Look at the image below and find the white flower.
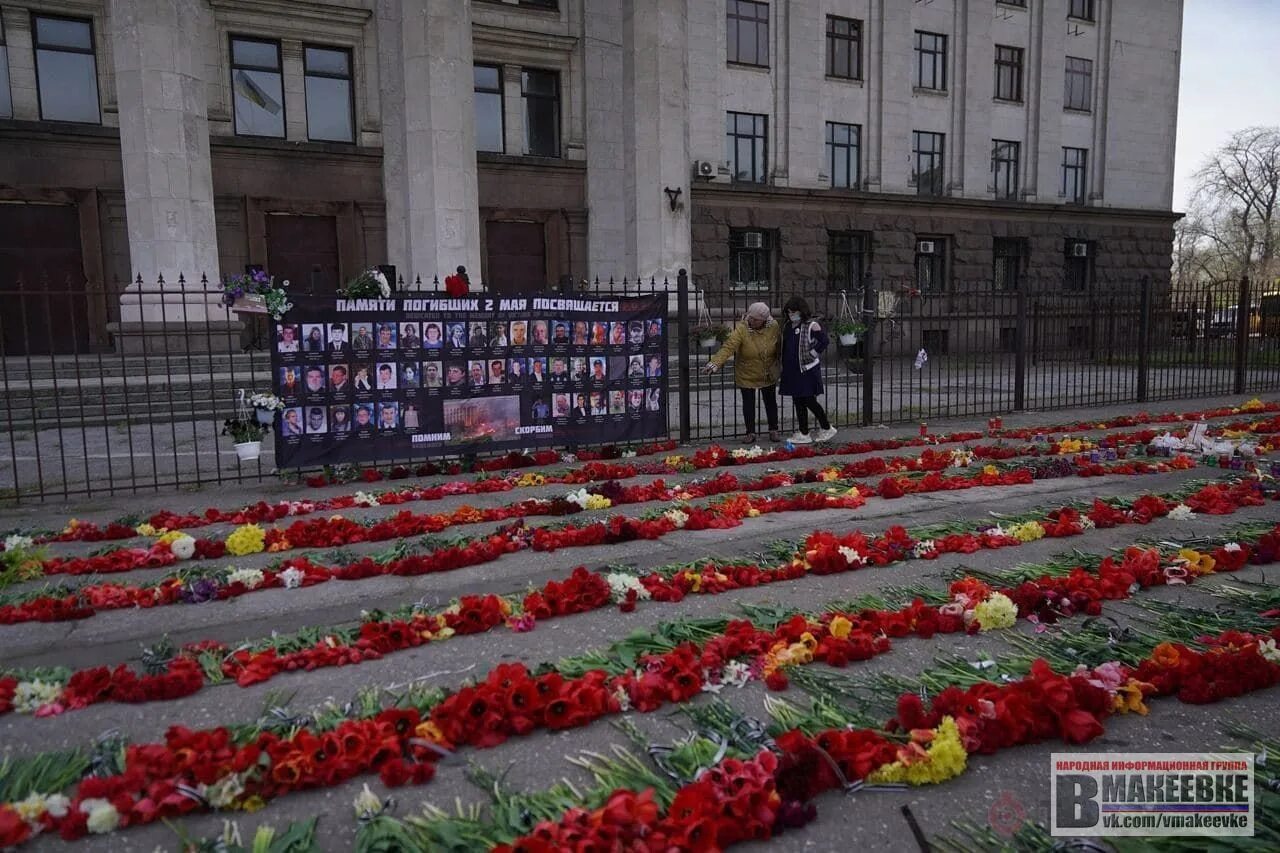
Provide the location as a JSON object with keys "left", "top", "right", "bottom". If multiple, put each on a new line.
{"left": 14, "top": 791, "right": 69, "bottom": 825}
{"left": 731, "top": 446, "right": 765, "bottom": 460}
{"left": 13, "top": 680, "right": 62, "bottom": 714}
{"left": 605, "top": 572, "right": 650, "bottom": 603}
{"left": 838, "top": 546, "right": 864, "bottom": 566}
{"left": 353, "top": 490, "right": 380, "bottom": 508}
{"left": 80, "top": 798, "right": 120, "bottom": 834}
{"left": 721, "top": 660, "right": 753, "bottom": 688}
{"left": 564, "top": 488, "right": 591, "bottom": 509}
{"left": 612, "top": 684, "right": 632, "bottom": 712}
{"left": 200, "top": 773, "right": 246, "bottom": 809}
{"left": 1223, "top": 542, "right": 1242, "bottom": 552}
{"left": 279, "top": 567, "right": 305, "bottom": 589}
{"left": 1259, "top": 639, "right": 1280, "bottom": 665}
{"left": 664, "top": 508, "right": 689, "bottom": 529}
{"left": 169, "top": 535, "right": 196, "bottom": 561}
{"left": 949, "top": 449, "right": 973, "bottom": 468}
{"left": 1168, "top": 504, "right": 1195, "bottom": 521}
{"left": 700, "top": 670, "right": 725, "bottom": 694}
{"left": 1080, "top": 516, "right": 1096, "bottom": 530}
{"left": 226, "top": 567, "right": 266, "bottom": 589}
{"left": 622, "top": 450, "right": 637, "bottom": 458}
{"left": 912, "top": 540, "right": 936, "bottom": 559}
{"left": 3, "top": 533, "right": 34, "bottom": 552}
{"left": 353, "top": 784, "right": 385, "bottom": 821}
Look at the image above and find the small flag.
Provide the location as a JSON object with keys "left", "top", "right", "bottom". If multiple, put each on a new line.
{"left": 234, "top": 70, "right": 281, "bottom": 115}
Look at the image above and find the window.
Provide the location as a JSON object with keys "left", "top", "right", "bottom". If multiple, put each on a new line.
{"left": 522, "top": 68, "right": 560, "bottom": 156}
{"left": 997, "top": 0, "right": 1027, "bottom": 6}
{"left": 994, "top": 46, "right": 1023, "bottom": 102}
{"left": 0, "top": 16, "right": 10, "bottom": 118}
{"left": 727, "top": 0, "right": 769, "bottom": 68}
{"left": 231, "top": 36, "right": 284, "bottom": 137}
{"left": 994, "top": 238, "right": 1025, "bottom": 291}
{"left": 1068, "top": 0, "right": 1095, "bottom": 21}
{"left": 828, "top": 232, "right": 869, "bottom": 292}
{"left": 32, "top": 15, "right": 100, "bottom": 123}
{"left": 303, "top": 46, "right": 353, "bottom": 143}
{"left": 991, "top": 140, "right": 1020, "bottom": 200}
{"left": 826, "top": 16, "right": 862, "bottom": 80}
{"left": 1061, "top": 147, "right": 1088, "bottom": 204}
{"left": 826, "top": 122, "right": 861, "bottom": 189}
{"left": 915, "top": 238, "right": 948, "bottom": 293}
{"left": 914, "top": 31, "right": 947, "bottom": 91}
{"left": 1065, "top": 241, "right": 1092, "bottom": 291}
{"left": 726, "top": 112, "right": 768, "bottom": 183}
{"left": 1064, "top": 57, "right": 1093, "bottom": 112}
{"left": 729, "top": 229, "right": 774, "bottom": 290}
{"left": 474, "top": 64, "right": 504, "bottom": 153}
{"left": 912, "top": 131, "right": 945, "bottom": 196}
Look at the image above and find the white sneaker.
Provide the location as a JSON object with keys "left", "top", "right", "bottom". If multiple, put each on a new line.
{"left": 788, "top": 431, "right": 814, "bottom": 445}
{"left": 815, "top": 426, "right": 838, "bottom": 443}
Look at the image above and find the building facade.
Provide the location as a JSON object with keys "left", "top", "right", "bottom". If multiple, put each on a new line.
{"left": 0, "top": 0, "right": 1182, "bottom": 350}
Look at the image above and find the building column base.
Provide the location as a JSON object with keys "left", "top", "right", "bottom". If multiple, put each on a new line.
{"left": 106, "top": 319, "right": 246, "bottom": 355}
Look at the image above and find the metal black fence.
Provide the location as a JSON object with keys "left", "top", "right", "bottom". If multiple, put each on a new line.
{"left": 0, "top": 271, "right": 1277, "bottom": 503}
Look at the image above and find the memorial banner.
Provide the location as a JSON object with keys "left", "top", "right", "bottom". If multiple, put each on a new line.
{"left": 270, "top": 292, "right": 669, "bottom": 467}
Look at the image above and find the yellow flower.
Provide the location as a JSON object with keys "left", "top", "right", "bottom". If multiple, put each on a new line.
{"left": 819, "top": 469, "right": 841, "bottom": 482}
{"left": 982, "top": 465, "right": 999, "bottom": 477}
{"left": 1239, "top": 398, "right": 1265, "bottom": 413}
{"left": 584, "top": 494, "right": 613, "bottom": 510}
{"left": 156, "top": 530, "right": 184, "bottom": 545}
{"left": 664, "top": 455, "right": 685, "bottom": 467}
{"left": 1007, "top": 521, "right": 1045, "bottom": 543}
{"left": 135, "top": 523, "right": 159, "bottom": 537}
{"left": 1177, "top": 548, "right": 1216, "bottom": 576}
{"left": 683, "top": 571, "right": 703, "bottom": 592}
{"left": 1112, "top": 679, "right": 1152, "bottom": 715}
{"left": 972, "top": 592, "right": 1018, "bottom": 631}
{"left": 829, "top": 615, "right": 853, "bottom": 640}
{"left": 435, "top": 626, "right": 455, "bottom": 640}
{"left": 498, "top": 598, "right": 513, "bottom": 615}
{"left": 868, "top": 717, "right": 968, "bottom": 785}
{"left": 414, "top": 720, "right": 446, "bottom": 743}
{"left": 225, "top": 524, "right": 266, "bottom": 556}
{"left": 747, "top": 508, "right": 761, "bottom": 517}
{"left": 516, "top": 472, "right": 546, "bottom": 487}
{"left": 238, "top": 795, "right": 266, "bottom": 813}
{"left": 799, "top": 632, "right": 818, "bottom": 652}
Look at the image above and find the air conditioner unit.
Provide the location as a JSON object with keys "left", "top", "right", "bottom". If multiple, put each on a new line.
{"left": 1071, "top": 242, "right": 1089, "bottom": 258}
{"left": 743, "top": 232, "right": 764, "bottom": 249}
{"left": 917, "top": 240, "right": 936, "bottom": 255}
{"left": 695, "top": 160, "right": 716, "bottom": 179}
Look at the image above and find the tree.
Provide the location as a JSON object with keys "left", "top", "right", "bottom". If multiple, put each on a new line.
{"left": 1189, "top": 127, "right": 1280, "bottom": 288}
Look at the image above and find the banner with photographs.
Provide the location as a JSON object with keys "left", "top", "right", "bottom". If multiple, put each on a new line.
{"left": 270, "top": 293, "right": 669, "bottom": 467}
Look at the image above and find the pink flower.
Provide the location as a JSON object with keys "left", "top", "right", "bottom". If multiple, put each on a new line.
{"left": 507, "top": 614, "right": 537, "bottom": 633}
{"left": 35, "top": 702, "right": 66, "bottom": 717}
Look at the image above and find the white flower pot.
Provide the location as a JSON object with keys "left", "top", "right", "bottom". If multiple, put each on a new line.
{"left": 700, "top": 336, "right": 719, "bottom": 349}
{"left": 839, "top": 332, "right": 861, "bottom": 346}
{"left": 234, "top": 441, "right": 262, "bottom": 462}
{"left": 254, "top": 408, "right": 275, "bottom": 425}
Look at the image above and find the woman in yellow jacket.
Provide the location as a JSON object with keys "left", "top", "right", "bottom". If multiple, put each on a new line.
{"left": 702, "top": 302, "right": 782, "bottom": 443}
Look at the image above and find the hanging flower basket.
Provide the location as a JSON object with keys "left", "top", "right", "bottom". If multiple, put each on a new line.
{"left": 254, "top": 408, "right": 276, "bottom": 426}
{"left": 231, "top": 293, "right": 268, "bottom": 315}
{"left": 234, "top": 441, "right": 262, "bottom": 462}
{"left": 838, "top": 331, "right": 861, "bottom": 346}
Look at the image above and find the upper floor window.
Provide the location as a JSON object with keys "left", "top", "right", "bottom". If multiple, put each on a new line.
{"left": 726, "top": 111, "right": 768, "bottom": 183}
{"left": 994, "top": 45, "right": 1023, "bottom": 102}
{"left": 304, "top": 46, "right": 353, "bottom": 143}
{"left": 828, "top": 231, "right": 869, "bottom": 292}
{"left": 231, "top": 36, "right": 284, "bottom": 137}
{"left": 522, "top": 68, "right": 559, "bottom": 156}
{"left": 1064, "top": 57, "right": 1093, "bottom": 112}
{"left": 826, "top": 122, "right": 861, "bottom": 189}
{"left": 474, "top": 64, "right": 504, "bottom": 153}
{"left": 727, "top": 0, "right": 769, "bottom": 68}
{"left": 32, "top": 14, "right": 100, "bottom": 123}
{"left": 0, "top": 16, "right": 11, "bottom": 118}
{"left": 912, "top": 131, "right": 945, "bottom": 196}
{"left": 992, "top": 140, "right": 1020, "bottom": 200}
{"left": 826, "top": 16, "right": 862, "bottom": 80}
{"left": 914, "top": 31, "right": 947, "bottom": 91}
{"left": 1068, "top": 0, "right": 1096, "bottom": 21}
{"left": 1062, "top": 147, "right": 1088, "bottom": 204}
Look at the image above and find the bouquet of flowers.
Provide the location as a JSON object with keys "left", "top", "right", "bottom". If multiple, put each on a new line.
{"left": 248, "top": 392, "right": 285, "bottom": 425}
{"left": 342, "top": 268, "right": 392, "bottom": 299}
{"left": 222, "top": 269, "right": 293, "bottom": 320}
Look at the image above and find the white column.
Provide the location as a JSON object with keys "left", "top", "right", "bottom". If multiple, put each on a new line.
{"left": 109, "top": 0, "right": 221, "bottom": 321}
{"left": 584, "top": 0, "right": 627, "bottom": 279}
{"left": 377, "top": 0, "right": 481, "bottom": 285}
{"left": 501, "top": 64, "right": 525, "bottom": 156}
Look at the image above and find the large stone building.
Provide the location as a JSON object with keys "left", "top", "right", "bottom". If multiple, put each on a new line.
{"left": 0, "top": 0, "right": 1182, "bottom": 350}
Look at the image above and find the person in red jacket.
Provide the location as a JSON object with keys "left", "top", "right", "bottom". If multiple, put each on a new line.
{"left": 445, "top": 265, "right": 470, "bottom": 297}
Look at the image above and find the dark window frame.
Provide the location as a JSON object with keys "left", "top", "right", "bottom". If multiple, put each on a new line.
{"left": 31, "top": 12, "right": 101, "bottom": 125}
{"left": 826, "top": 15, "right": 863, "bottom": 80}
{"left": 828, "top": 231, "right": 870, "bottom": 292}
{"left": 912, "top": 130, "right": 946, "bottom": 196}
{"left": 302, "top": 44, "right": 354, "bottom": 143}
{"left": 230, "top": 34, "right": 285, "bottom": 138}
{"left": 915, "top": 236, "right": 949, "bottom": 295}
{"left": 994, "top": 45, "right": 1024, "bottom": 102}
{"left": 994, "top": 237, "right": 1026, "bottom": 292}
{"left": 1061, "top": 146, "right": 1088, "bottom": 204}
{"left": 521, "top": 67, "right": 561, "bottom": 157}
{"left": 997, "top": 0, "right": 1027, "bottom": 6}
{"left": 729, "top": 228, "right": 776, "bottom": 291}
{"left": 1068, "top": 0, "right": 1096, "bottom": 22}
{"left": 727, "top": 0, "right": 770, "bottom": 68}
{"left": 473, "top": 62, "right": 505, "bottom": 153}
{"left": 1064, "top": 56, "right": 1093, "bottom": 112}
{"left": 726, "top": 111, "right": 769, "bottom": 184}
{"left": 1064, "top": 240, "right": 1094, "bottom": 292}
{"left": 826, "top": 121, "right": 861, "bottom": 189}
{"left": 914, "top": 31, "right": 948, "bottom": 91}
{"left": 992, "top": 139, "right": 1020, "bottom": 200}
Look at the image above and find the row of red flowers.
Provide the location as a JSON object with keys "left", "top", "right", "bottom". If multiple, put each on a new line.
{"left": 2, "top": 520, "right": 1276, "bottom": 847}
{"left": 36, "top": 401, "right": 1279, "bottom": 546}
{"left": 494, "top": 622, "right": 1280, "bottom": 852}
{"left": 0, "top": 453, "right": 1199, "bottom": 626}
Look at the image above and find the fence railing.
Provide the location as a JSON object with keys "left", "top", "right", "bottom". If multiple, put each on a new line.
{"left": 0, "top": 271, "right": 1276, "bottom": 503}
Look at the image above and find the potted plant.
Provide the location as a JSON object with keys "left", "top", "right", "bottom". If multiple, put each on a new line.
{"left": 833, "top": 319, "right": 866, "bottom": 346}
{"left": 222, "top": 270, "right": 293, "bottom": 320}
{"left": 248, "top": 392, "right": 285, "bottom": 425}
{"left": 692, "top": 324, "right": 730, "bottom": 350}
{"left": 341, "top": 268, "right": 392, "bottom": 298}
{"left": 224, "top": 391, "right": 268, "bottom": 462}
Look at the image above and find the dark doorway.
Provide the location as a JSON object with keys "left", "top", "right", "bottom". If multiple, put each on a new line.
{"left": 265, "top": 214, "right": 340, "bottom": 295}
{"left": 0, "top": 203, "right": 88, "bottom": 355}
{"left": 485, "top": 220, "right": 546, "bottom": 294}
